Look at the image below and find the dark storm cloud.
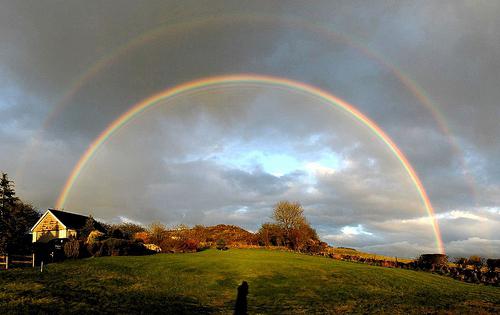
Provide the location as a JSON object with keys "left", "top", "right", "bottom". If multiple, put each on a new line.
{"left": 0, "top": 1, "right": 498, "bottom": 257}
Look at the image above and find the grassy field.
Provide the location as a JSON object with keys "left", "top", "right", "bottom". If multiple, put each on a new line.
{"left": 1, "top": 249, "right": 498, "bottom": 314}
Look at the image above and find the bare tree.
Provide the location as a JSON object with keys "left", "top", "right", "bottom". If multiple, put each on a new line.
{"left": 272, "top": 201, "right": 318, "bottom": 249}
{"left": 272, "top": 201, "right": 306, "bottom": 231}
{"left": 148, "top": 221, "right": 167, "bottom": 246}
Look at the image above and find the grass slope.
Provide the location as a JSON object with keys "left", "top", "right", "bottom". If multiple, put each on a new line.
{"left": 1, "top": 249, "right": 498, "bottom": 314}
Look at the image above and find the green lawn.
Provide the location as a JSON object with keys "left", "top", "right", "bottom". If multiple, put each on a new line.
{"left": 1, "top": 249, "right": 499, "bottom": 314}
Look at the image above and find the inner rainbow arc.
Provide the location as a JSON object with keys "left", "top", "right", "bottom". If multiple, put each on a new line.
{"left": 55, "top": 73, "right": 445, "bottom": 254}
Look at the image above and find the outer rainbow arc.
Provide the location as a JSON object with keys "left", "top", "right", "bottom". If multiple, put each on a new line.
{"left": 55, "top": 74, "right": 445, "bottom": 254}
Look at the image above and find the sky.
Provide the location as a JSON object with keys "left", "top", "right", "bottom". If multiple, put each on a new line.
{"left": 0, "top": 1, "right": 498, "bottom": 258}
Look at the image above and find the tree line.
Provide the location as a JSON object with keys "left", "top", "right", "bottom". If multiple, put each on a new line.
{"left": 67, "top": 200, "right": 326, "bottom": 256}
{"left": 0, "top": 172, "right": 326, "bottom": 259}
{"left": 0, "top": 172, "right": 326, "bottom": 258}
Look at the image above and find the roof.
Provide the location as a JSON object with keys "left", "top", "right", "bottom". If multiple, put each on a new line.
{"left": 31, "top": 209, "right": 95, "bottom": 232}
{"left": 48, "top": 209, "right": 90, "bottom": 230}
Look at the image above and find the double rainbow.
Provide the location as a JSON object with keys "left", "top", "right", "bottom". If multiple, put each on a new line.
{"left": 16, "top": 14, "right": 476, "bottom": 207}
{"left": 55, "top": 74, "right": 445, "bottom": 254}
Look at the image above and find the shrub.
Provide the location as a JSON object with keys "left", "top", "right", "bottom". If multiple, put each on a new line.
{"left": 110, "top": 228, "right": 125, "bottom": 239}
{"left": 143, "top": 243, "right": 162, "bottom": 252}
{"left": 89, "top": 238, "right": 152, "bottom": 257}
{"left": 418, "top": 254, "right": 448, "bottom": 270}
{"left": 98, "top": 238, "right": 124, "bottom": 256}
{"left": 455, "top": 257, "right": 468, "bottom": 268}
{"left": 159, "top": 237, "right": 181, "bottom": 253}
{"left": 216, "top": 239, "right": 228, "bottom": 250}
{"left": 198, "top": 241, "right": 210, "bottom": 251}
{"left": 87, "top": 241, "right": 101, "bottom": 257}
{"left": 133, "top": 231, "right": 150, "bottom": 243}
{"left": 64, "top": 239, "right": 82, "bottom": 259}
{"left": 156, "top": 236, "right": 209, "bottom": 253}
{"left": 95, "top": 240, "right": 110, "bottom": 257}
{"left": 303, "top": 240, "right": 329, "bottom": 254}
{"left": 468, "top": 255, "right": 484, "bottom": 270}
{"left": 110, "top": 223, "right": 146, "bottom": 239}
{"left": 486, "top": 258, "right": 500, "bottom": 271}
{"left": 180, "top": 238, "right": 200, "bottom": 252}
{"left": 86, "top": 230, "right": 105, "bottom": 245}
{"left": 258, "top": 223, "right": 285, "bottom": 247}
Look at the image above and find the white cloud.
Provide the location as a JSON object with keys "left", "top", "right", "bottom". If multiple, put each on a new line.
{"left": 341, "top": 224, "right": 373, "bottom": 236}
{"left": 358, "top": 238, "right": 500, "bottom": 259}
{"left": 117, "top": 216, "right": 143, "bottom": 226}
{"left": 322, "top": 224, "right": 378, "bottom": 248}
{"left": 438, "top": 210, "right": 488, "bottom": 222}
{"left": 358, "top": 241, "right": 437, "bottom": 259}
{"left": 305, "top": 162, "right": 336, "bottom": 176}
{"left": 445, "top": 238, "right": 500, "bottom": 259}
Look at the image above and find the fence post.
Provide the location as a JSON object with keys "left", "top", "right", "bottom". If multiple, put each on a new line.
{"left": 32, "top": 253, "right": 35, "bottom": 268}
{"left": 5, "top": 254, "right": 8, "bottom": 270}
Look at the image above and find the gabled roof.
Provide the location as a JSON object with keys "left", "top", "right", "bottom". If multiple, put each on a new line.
{"left": 31, "top": 209, "right": 91, "bottom": 232}
{"left": 48, "top": 209, "right": 90, "bottom": 230}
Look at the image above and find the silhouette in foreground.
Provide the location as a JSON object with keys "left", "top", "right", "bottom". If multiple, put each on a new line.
{"left": 234, "top": 281, "right": 249, "bottom": 315}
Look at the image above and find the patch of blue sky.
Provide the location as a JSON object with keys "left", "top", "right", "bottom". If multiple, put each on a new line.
{"left": 0, "top": 119, "right": 21, "bottom": 134}
{"left": 169, "top": 139, "right": 344, "bottom": 179}
{"left": 213, "top": 143, "right": 343, "bottom": 177}
{"left": 341, "top": 224, "right": 373, "bottom": 236}
{"left": 485, "top": 207, "right": 499, "bottom": 215}
{"left": 0, "top": 85, "right": 20, "bottom": 110}
{"left": 235, "top": 206, "right": 249, "bottom": 214}
{"left": 214, "top": 149, "right": 301, "bottom": 176}
{"left": 0, "top": 83, "right": 46, "bottom": 134}
{"left": 307, "top": 133, "right": 322, "bottom": 145}
{"left": 315, "top": 153, "right": 341, "bottom": 170}
{"left": 257, "top": 152, "right": 303, "bottom": 176}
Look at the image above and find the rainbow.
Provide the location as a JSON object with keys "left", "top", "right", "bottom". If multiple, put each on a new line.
{"left": 55, "top": 74, "right": 445, "bottom": 254}
{"left": 16, "top": 13, "right": 477, "bottom": 205}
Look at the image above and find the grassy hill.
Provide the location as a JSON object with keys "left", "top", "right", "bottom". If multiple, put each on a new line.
{"left": 1, "top": 249, "right": 498, "bottom": 314}
{"left": 163, "top": 224, "right": 258, "bottom": 247}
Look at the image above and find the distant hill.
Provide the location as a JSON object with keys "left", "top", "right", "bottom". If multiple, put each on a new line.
{"left": 200, "top": 224, "right": 257, "bottom": 245}
{"left": 164, "top": 224, "right": 258, "bottom": 246}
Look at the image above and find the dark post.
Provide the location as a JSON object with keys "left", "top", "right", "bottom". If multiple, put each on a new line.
{"left": 234, "top": 281, "right": 249, "bottom": 315}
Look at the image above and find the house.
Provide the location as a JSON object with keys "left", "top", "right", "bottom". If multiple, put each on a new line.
{"left": 30, "top": 209, "right": 94, "bottom": 243}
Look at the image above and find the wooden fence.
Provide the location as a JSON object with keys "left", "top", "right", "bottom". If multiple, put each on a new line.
{"left": 0, "top": 254, "right": 35, "bottom": 270}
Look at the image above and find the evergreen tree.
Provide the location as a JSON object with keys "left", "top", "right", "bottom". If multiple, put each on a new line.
{"left": 0, "top": 173, "right": 40, "bottom": 254}
{"left": 0, "top": 172, "right": 18, "bottom": 217}
{"left": 80, "top": 216, "right": 97, "bottom": 240}
{"left": 0, "top": 172, "right": 18, "bottom": 253}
